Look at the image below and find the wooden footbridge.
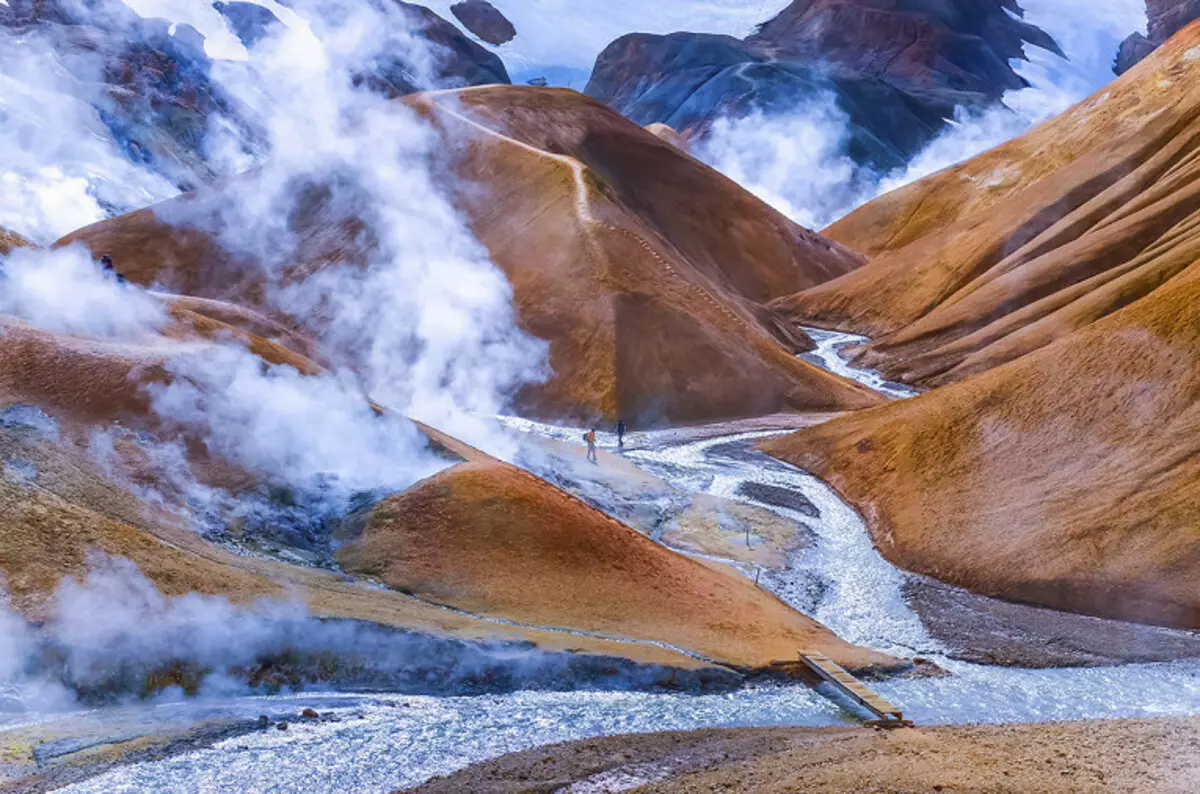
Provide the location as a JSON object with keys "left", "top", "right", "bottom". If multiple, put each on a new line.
{"left": 771, "top": 651, "right": 913, "bottom": 728}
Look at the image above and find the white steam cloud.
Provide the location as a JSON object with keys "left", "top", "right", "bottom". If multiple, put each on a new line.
{"left": 697, "top": 103, "right": 875, "bottom": 230}
{"left": 151, "top": 346, "right": 445, "bottom": 494}
{"left": 188, "top": 0, "right": 548, "bottom": 453}
{"left": 0, "top": 245, "right": 167, "bottom": 338}
{"left": 0, "top": 28, "right": 179, "bottom": 243}
{"left": 1, "top": 556, "right": 720, "bottom": 714}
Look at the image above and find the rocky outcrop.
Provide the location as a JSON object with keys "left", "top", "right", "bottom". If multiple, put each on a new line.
{"left": 212, "top": 1, "right": 281, "bottom": 48}
{"left": 59, "top": 86, "right": 882, "bottom": 424}
{"left": 585, "top": 0, "right": 1060, "bottom": 171}
{"left": 385, "top": 1, "right": 511, "bottom": 90}
{"left": 1115, "top": 31, "right": 1157, "bottom": 74}
{"left": 450, "top": 0, "right": 516, "bottom": 46}
{"left": 1115, "top": 1, "right": 1200, "bottom": 73}
{"left": 1149, "top": 0, "right": 1200, "bottom": 39}
{"left": 762, "top": 24, "right": 1200, "bottom": 629}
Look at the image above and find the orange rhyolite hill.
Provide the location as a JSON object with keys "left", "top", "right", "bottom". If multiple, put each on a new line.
{"left": 57, "top": 85, "right": 882, "bottom": 424}
{"left": 774, "top": 21, "right": 1200, "bottom": 389}
{"left": 762, "top": 23, "right": 1200, "bottom": 629}
{"left": 338, "top": 459, "right": 896, "bottom": 671}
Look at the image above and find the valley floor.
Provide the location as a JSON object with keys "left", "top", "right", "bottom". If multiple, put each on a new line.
{"left": 411, "top": 716, "right": 1200, "bottom": 793}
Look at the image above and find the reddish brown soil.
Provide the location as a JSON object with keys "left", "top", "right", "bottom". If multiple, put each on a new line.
{"left": 410, "top": 718, "right": 1200, "bottom": 793}
{"left": 338, "top": 459, "right": 899, "bottom": 672}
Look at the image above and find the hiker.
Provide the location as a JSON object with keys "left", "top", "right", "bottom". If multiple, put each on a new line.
{"left": 616, "top": 419, "right": 627, "bottom": 450}
{"left": 584, "top": 428, "right": 598, "bottom": 464}
{"left": 99, "top": 254, "right": 127, "bottom": 285}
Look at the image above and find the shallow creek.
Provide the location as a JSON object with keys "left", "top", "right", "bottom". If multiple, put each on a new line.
{"left": 34, "top": 329, "right": 1200, "bottom": 792}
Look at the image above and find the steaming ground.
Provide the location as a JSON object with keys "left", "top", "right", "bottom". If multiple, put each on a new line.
{"left": 4, "top": 330, "right": 1200, "bottom": 791}
{"left": 14, "top": 415, "right": 1200, "bottom": 792}
{"left": 0, "top": 27, "right": 179, "bottom": 242}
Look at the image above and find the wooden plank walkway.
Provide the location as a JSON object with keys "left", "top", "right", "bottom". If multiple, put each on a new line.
{"left": 799, "top": 652, "right": 910, "bottom": 726}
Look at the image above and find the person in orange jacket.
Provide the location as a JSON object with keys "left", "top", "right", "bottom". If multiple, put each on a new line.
{"left": 584, "top": 428, "right": 598, "bottom": 464}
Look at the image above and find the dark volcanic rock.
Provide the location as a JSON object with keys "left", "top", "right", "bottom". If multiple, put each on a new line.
{"left": 736, "top": 481, "right": 819, "bottom": 518}
{"left": 0, "top": 0, "right": 243, "bottom": 189}
{"left": 213, "top": 1, "right": 281, "bottom": 48}
{"left": 1115, "top": 1, "right": 1200, "bottom": 74}
{"left": 745, "top": 0, "right": 1058, "bottom": 102}
{"left": 451, "top": 0, "right": 516, "bottom": 46}
{"left": 368, "top": 1, "right": 510, "bottom": 94}
{"left": 585, "top": 32, "right": 946, "bottom": 171}
{"left": 1115, "top": 31, "right": 1157, "bottom": 74}
{"left": 906, "top": 577, "right": 1200, "bottom": 668}
{"left": 586, "top": 0, "right": 1061, "bottom": 171}
{"left": 1148, "top": 0, "right": 1200, "bottom": 41}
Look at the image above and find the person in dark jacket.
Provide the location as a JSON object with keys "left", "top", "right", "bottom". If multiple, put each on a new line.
{"left": 616, "top": 419, "right": 627, "bottom": 450}
{"left": 99, "top": 254, "right": 127, "bottom": 286}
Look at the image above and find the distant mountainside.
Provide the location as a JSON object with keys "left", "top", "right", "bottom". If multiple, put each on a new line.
{"left": 584, "top": 0, "right": 1061, "bottom": 171}
{"left": 1116, "top": 0, "right": 1200, "bottom": 73}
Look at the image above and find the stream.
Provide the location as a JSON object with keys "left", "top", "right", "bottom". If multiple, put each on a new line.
{"left": 37, "top": 329, "right": 1200, "bottom": 792}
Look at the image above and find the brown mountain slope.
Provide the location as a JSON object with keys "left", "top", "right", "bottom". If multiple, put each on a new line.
{"left": 0, "top": 409, "right": 706, "bottom": 670}
{"left": 773, "top": 22, "right": 1200, "bottom": 389}
{"left": 0, "top": 298, "right": 891, "bottom": 672}
{"left": 338, "top": 459, "right": 897, "bottom": 672}
{"left": 57, "top": 85, "right": 881, "bottom": 424}
{"left": 761, "top": 252, "right": 1200, "bottom": 628}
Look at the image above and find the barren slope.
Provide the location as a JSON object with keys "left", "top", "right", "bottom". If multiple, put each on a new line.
{"left": 762, "top": 253, "right": 1200, "bottom": 628}
{"left": 0, "top": 227, "right": 32, "bottom": 254}
{"left": 774, "top": 22, "right": 1200, "bottom": 389}
{"left": 0, "top": 312, "right": 699, "bottom": 670}
{"left": 413, "top": 718, "right": 1200, "bottom": 793}
{"left": 0, "top": 297, "right": 889, "bottom": 673}
{"left": 58, "top": 85, "right": 882, "bottom": 424}
{"left": 338, "top": 460, "right": 898, "bottom": 672}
